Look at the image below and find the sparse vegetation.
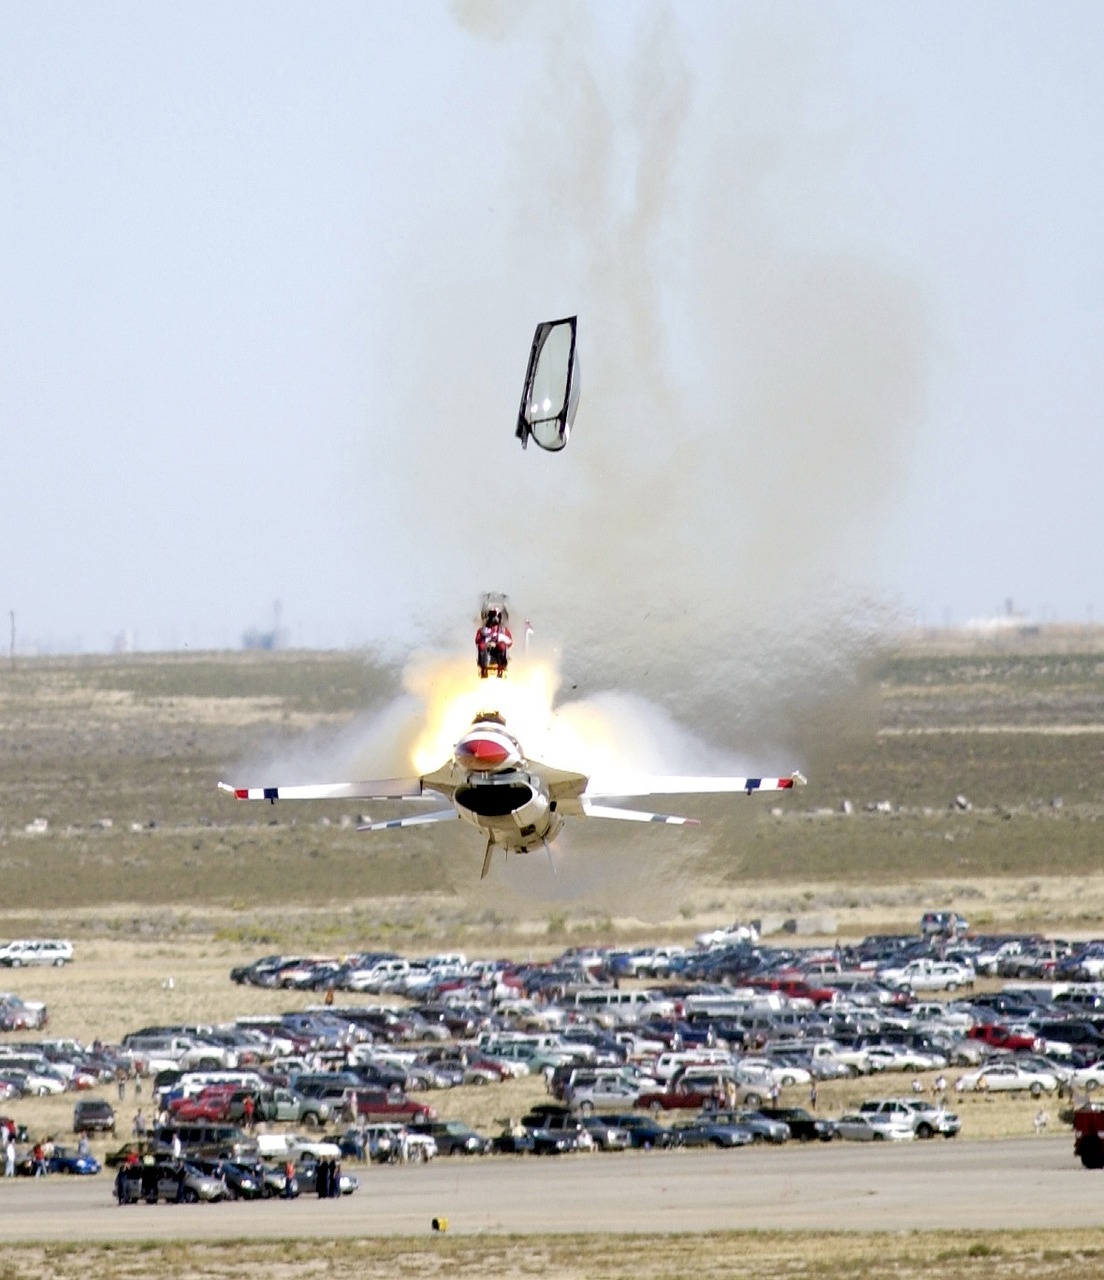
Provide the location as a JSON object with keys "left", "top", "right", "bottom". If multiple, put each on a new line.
{"left": 0, "top": 1231, "right": 1103, "bottom": 1279}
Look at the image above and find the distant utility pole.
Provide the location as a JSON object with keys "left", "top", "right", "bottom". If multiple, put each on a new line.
{"left": 9, "top": 611, "right": 14, "bottom": 671}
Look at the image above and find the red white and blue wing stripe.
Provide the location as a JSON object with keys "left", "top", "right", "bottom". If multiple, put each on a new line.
{"left": 218, "top": 779, "right": 428, "bottom": 802}
{"left": 583, "top": 772, "right": 805, "bottom": 799}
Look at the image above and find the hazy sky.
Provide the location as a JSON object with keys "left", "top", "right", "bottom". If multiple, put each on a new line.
{"left": 3, "top": 1, "right": 1103, "bottom": 656}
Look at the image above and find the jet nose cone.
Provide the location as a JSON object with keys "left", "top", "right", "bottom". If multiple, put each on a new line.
{"left": 455, "top": 733, "right": 516, "bottom": 771}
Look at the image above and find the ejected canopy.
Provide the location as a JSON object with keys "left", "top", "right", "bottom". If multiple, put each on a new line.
{"left": 515, "top": 316, "right": 580, "bottom": 451}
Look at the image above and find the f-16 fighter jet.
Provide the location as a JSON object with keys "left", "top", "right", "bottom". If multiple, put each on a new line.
{"left": 220, "top": 711, "right": 805, "bottom": 879}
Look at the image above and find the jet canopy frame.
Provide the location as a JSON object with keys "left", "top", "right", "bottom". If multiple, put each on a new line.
{"left": 515, "top": 316, "right": 579, "bottom": 452}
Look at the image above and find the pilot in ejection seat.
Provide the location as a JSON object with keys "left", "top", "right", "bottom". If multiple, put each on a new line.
{"left": 476, "top": 608, "right": 512, "bottom": 679}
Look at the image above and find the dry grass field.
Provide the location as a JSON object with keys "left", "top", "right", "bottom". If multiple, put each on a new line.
{"left": 0, "top": 1230, "right": 1103, "bottom": 1280}
{"left": 2, "top": 629, "right": 1104, "bottom": 1275}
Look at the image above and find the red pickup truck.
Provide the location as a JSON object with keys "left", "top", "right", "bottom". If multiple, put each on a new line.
{"left": 966, "top": 1024, "right": 1040, "bottom": 1053}
{"left": 747, "top": 976, "right": 837, "bottom": 1006}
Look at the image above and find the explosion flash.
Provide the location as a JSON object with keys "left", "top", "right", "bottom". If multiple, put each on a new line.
{"left": 403, "top": 646, "right": 754, "bottom": 780}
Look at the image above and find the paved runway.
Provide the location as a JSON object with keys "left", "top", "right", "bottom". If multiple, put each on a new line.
{"left": 0, "top": 1137, "right": 1099, "bottom": 1239}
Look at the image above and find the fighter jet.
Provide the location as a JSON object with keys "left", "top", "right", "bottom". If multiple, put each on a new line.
{"left": 220, "top": 711, "right": 805, "bottom": 879}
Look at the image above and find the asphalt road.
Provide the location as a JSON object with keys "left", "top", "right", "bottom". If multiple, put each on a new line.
{"left": 0, "top": 1137, "right": 1099, "bottom": 1239}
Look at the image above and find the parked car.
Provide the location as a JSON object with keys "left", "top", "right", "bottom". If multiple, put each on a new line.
{"left": 409, "top": 1119, "right": 491, "bottom": 1155}
{"left": 876, "top": 959, "right": 974, "bottom": 992}
{"left": 578, "top": 1114, "right": 631, "bottom": 1151}
{"left": 1070, "top": 1062, "right": 1104, "bottom": 1093}
{"left": 518, "top": 1112, "right": 584, "bottom": 1155}
{"left": 955, "top": 1063, "right": 1059, "bottom": 1095}
{"left": 73, "top": 1097, "right": 117, "bottom": 1135}
{"left": 833, "top": 1112, "right": 914, "bottom": 1141}
{"left": 114, "top": 1159, "right": 227, "bottom": 1204}
{"left": 858, "top": 1098, "right": 959, "bottom": 1140}
{"left": 896, "top": 1098, "right": 961, "bottom": 1139}
{"left": 758, "top": 1106, "right": 837, "bottom": 1142}
{"left": 45, "top": 1145, "right": 101, "bottom": 1175}
{"left": 635, "top": 1072, "right": 763, "bottom": 1113}
{"left": 596, "top": 1113, "right": 678, "bottom": 1149}
{"left": 0, "top": 939, "right": 73, "bottom": 967}
{"left": 669, "top": 1116, "right": 755, "bottom": 1148}
{"left": 709, "top": 1109, "right": 790, "bottom": 1144}
{"left": 190, "top": 1157, "right": 265, "bottom": 1200}
{"left": 566, "top": 1076, "right": 643, "bottom": 1113}
{"left": 492, "top": 1126, "right": 538, "bottom": 1155}
{"left": 966, "top": 1023, "right": 1040, "bottom": 1053}
{"left": 353, "top": 1087, "right": 436, "bottom": 1124}
{"left": 920, "top": 912, "right": 969, "bottom": 938}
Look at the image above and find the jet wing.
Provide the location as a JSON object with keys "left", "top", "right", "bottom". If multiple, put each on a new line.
{"left": 218, "top": 778, "right": 432, "bottom": 803}
{"left": 516, "top": 315, "right": 579, "bottom": 451}
{"left": 583, "top": 773, "right": 806, "bottom": 799}
{"left": 358, "top": 809, "right": 459, "bottom": 833}
{"left": 574, "top": 773, "right": 805, "bottom": 824}
{"left": 581, "top": 801, "right": 700, "bottom": 826}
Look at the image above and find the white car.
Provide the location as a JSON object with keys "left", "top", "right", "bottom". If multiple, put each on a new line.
{"left": 0, "top": 939, "right": 73, "bottom": 967}
{"left": 876, "top": 959, "right": 975, "bottom": 992}
{"left": 863, "top": 1045, "right": 948, "bottom": 1073}
{"left": 5, "top": 1067, "right": 66, "bottom": 1096}
{"left": 955, "top": 1063, "right": 1059, "bottom": 1095}
{"left": 738, "top": 1056, "right": 812, "bottom": 1088}
{"left": 695, "top": 922, "right": 760, "bottom": 948}
{"left": 1070, "top": 1062, "right": 1104, "bottom": 1093}
{"left": 861, "top": 1097, "right": 961, "bottom": 1139}
{"left": 908, "top": 1002, "right": 976, "bottom": 1033}
{"left": 833, "top": 1111, "right": 914, "bottom": 1141}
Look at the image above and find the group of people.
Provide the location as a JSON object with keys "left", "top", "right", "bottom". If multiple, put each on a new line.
{"left": 313, "top": 1155, "right": 342, "bottom": 1198}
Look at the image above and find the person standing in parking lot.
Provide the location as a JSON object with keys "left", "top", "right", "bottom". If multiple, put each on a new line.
{"left": 4, "top": 1133, "right": 14, "bottom": 1177}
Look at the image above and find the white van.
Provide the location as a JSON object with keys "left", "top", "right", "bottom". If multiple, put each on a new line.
{"left": 0, "top": 939, "right": 73, "bottom": 968}
{"left": 653, "top": 1048, "right": 734, "bottom": 1081}
{"left": 571, "top": 989, "right": 676, "bottom": 1025}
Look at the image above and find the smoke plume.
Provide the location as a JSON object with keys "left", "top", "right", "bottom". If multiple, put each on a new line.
{"left": 365, "top": 4, "right": 928, "bottom": 763}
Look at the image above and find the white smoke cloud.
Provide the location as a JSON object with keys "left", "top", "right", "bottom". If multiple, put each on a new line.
{"left": 362, "top": 5, "right": 928, "bottom": 759}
